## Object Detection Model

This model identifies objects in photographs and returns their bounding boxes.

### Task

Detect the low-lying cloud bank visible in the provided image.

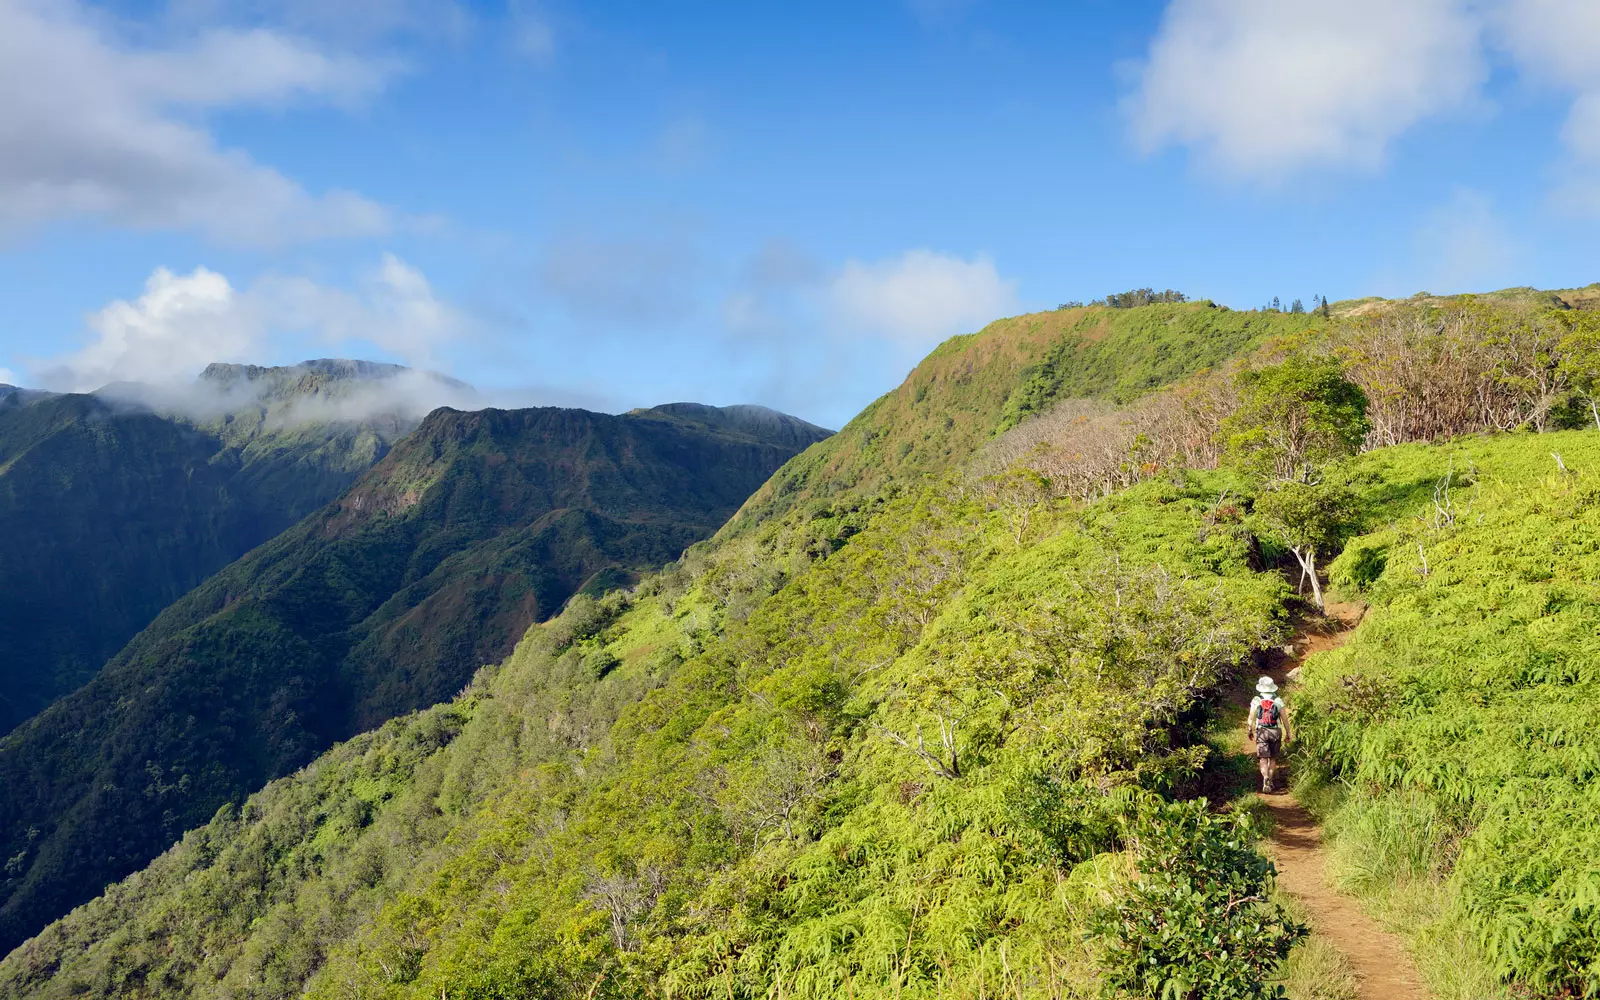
[97,358,481,430]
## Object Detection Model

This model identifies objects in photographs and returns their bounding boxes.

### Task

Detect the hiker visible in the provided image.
[1247,676,1290,793]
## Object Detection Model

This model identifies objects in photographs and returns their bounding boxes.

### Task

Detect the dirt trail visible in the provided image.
[1251,601,1431,1000]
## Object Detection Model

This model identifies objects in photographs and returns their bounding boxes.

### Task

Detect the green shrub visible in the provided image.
[1091,800,1306,1000]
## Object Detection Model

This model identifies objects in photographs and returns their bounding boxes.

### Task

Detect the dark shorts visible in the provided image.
[1256,726,1282,760]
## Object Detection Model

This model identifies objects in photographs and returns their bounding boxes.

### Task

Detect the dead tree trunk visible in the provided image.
[1288,544,1325,610]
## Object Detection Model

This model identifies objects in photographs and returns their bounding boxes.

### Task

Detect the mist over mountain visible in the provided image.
[0,358,465,735]
[98,357,478,429]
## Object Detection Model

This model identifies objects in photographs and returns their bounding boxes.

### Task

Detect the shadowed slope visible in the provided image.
[0,402,827,956]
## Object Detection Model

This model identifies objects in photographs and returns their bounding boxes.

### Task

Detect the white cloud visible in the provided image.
[830,250,1018,348]
[1493,0,1600,91]
[261,254,458,366]
[1493,0,1600,210]
[31,254,461,392]
[0,0,395,246]
[1125,0,1484,178]
[171,0,475,45]
[0,368,20,386]
[650,116,715,172]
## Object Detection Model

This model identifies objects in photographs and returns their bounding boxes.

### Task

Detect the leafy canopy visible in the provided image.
[1224,355,1369,482]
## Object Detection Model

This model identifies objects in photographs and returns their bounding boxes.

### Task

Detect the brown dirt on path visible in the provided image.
[1252,600,1432,1000]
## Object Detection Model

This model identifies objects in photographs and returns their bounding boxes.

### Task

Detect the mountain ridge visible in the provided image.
[0,398,830,955]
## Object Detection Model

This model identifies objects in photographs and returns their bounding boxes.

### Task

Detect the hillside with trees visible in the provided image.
[6,286,1600,999]
[0,360,454,735]
[0,401,828,959]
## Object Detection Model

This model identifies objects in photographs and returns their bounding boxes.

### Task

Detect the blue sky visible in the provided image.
[2,0,1599,428]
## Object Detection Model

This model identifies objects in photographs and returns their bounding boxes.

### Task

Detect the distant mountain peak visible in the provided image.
[633,402,834,448]
[0,384,53,407]
[198,358,471,392]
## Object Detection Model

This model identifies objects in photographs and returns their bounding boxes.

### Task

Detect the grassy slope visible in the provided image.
[0,404,826,961]
[724,302,1317,534]
[1294,430,1600,999]
[0,302,1323,1000]
[0,473,1290,1000]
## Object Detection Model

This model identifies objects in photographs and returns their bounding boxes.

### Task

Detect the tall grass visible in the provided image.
[1295,431,1600,998]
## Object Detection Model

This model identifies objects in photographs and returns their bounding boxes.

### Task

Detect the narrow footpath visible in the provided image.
[1247,602,1430,1000]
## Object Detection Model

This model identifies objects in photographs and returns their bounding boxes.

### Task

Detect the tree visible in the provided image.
[1104,288,1189,308]
[976,465,1050,542]
[1252,479,1361,609]
[1290,298,1306,314]
[1555,309,1600,430]
[1223,355,1370,482]
[1319,295,1331,318]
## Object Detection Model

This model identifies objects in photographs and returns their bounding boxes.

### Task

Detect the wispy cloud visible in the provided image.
[0,0,398,246]
[538,232,702,326]
[1409,189,1524,296]
[1494,0,1600,212]
[27,254,462,392]
[508,0,555,63]
[904,0,980,28]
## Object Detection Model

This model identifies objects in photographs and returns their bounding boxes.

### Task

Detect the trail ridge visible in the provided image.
[1253,602,1430,1000]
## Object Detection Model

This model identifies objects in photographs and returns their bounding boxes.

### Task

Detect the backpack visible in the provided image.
[1258,699,1280,728]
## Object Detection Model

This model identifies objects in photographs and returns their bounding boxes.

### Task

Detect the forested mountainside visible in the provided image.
[8,287,1600,1000]
[0,401,828,959]
[0,360,441,734]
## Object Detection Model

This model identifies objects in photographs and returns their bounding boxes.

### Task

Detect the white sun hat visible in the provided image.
[1256,676,1279,695]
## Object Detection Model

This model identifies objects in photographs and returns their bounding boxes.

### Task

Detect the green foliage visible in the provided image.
[1252,479,1363,607]
[1225,356,1369,482]
[1253,481,1361,556]
[0,466,1291,1000]
[0,391,392,735]
[0,403,824,958]
[1296,430,1600,997]
[1102,289,1190,309]
[28,297,1554,998]
[1091,800,1306,1000]
[997,304,1319,432]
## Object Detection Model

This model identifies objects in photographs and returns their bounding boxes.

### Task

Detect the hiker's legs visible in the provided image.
[1258,756,1272,792]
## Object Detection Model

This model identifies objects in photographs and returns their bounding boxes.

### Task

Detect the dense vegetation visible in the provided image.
[13,286,1600,999]
[0,366,414,735]
[732,301,1319,536]
[0,402,826,957]
[1293,431,1600,998]
[0,461,1296,1000]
